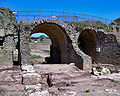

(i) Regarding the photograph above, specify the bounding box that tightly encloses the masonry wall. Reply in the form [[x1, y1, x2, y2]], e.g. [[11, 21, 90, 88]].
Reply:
[[18, 20, 92, 72], [96, 31, 120, 64], [0, 8, 17, 66]]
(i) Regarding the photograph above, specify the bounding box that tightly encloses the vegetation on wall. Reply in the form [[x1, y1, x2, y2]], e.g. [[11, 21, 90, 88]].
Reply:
[[66, 21, 109, 31]]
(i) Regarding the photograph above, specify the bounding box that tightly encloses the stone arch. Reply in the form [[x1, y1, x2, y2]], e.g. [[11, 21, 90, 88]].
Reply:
[[78, 29, 100, 63], [19, 20, 92, 71], [30, 21, 68, 64]]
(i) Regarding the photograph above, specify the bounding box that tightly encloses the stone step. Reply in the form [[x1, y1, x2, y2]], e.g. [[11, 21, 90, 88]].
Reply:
[[0, 84, 25, 96], [0, 66, 22, 85]]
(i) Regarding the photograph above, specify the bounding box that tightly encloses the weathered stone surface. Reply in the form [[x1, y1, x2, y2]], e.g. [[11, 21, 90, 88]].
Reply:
[[0, 65, 25, 96], [22, 72, 41, 85], [34, 64, 120, 96], [101, 67, 111, 75], [0, 66, 22, 85], [25, 84, 42, 94], [0, 84, 25, 96], [22, 65, 35, 73], [19, 20, 92, 71], [29, 90, 49, 96], [97, 73, 120, 81], [0, 8, 17, 65]]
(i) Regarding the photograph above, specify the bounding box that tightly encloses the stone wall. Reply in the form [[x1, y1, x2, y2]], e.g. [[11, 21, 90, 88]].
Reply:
[[96, 31, 120, 64], [19, 20, 92, 72], [0, 8, 17, 66], [19, 21, 32, 65], [77, 28, 120, 65], [1, 8, 120, 71]]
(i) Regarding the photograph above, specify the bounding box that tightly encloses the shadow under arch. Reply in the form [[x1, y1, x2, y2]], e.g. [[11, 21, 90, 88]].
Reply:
[[30, 22, 68, 64], [78, 29, 100, 63]]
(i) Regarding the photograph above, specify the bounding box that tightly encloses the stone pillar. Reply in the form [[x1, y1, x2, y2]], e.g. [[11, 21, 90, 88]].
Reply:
[[19, 21, 32, 65]]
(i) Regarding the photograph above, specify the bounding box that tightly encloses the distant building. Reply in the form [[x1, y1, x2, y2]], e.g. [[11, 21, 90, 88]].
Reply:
[[30, 36, 51, 43], [112, 18, 120, 33]]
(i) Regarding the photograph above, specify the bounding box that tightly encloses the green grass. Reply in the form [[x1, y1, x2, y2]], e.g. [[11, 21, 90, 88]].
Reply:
[[85, 89, 90, 93], [42, 50, 50, 54], [116, 80, 120, 83], [104, 65, 114, 71], [111, 79, 120, 83], [96, 68, 102, 72], [14, 56, 17, 60], [31, 55, 42, 59], [111, 79, 115, 82], [106, 29, 110, 32]]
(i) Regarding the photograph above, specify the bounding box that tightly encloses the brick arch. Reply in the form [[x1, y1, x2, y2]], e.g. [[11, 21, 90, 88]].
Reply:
[[78, 29, 99, 63], [30, 21, 68, 64]]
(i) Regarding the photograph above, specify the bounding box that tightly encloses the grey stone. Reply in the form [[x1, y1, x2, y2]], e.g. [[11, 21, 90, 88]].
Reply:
[[25, 84, 42, 94], [29, 90, 49, 96], [101, 67, 111, 75], [22, 73, 41, 85]]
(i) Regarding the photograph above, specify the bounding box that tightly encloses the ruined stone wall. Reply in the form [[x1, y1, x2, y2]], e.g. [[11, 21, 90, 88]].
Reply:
[[96, 31, 120, 64], [76, 28, 120, 65], [1, 7, 119, 71], [0, 8, 17, 65], [18, 20, 92, 71], [19, 21, 32, 65]]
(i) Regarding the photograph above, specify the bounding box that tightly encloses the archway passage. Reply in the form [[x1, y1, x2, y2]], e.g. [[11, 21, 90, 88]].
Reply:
[[29, 33, 52, 64], [31, 22, 68, 64], [78, 29, 99, 63]]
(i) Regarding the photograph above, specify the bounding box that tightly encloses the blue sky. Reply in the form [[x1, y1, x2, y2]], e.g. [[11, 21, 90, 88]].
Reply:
[[0, 0, 119, 20], [31, 33, 48, 37], [0, 0, 120, 37]]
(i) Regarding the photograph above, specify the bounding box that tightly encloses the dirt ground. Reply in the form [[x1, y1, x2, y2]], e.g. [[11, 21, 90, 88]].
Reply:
[[29, 42, 51, 64], [28, 42, 120, 96], [0, 42, 120, 96], [34, 64, 120, 96]]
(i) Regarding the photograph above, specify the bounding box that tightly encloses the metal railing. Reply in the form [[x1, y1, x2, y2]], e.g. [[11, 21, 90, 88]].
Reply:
[[13, 10, 112, 25]]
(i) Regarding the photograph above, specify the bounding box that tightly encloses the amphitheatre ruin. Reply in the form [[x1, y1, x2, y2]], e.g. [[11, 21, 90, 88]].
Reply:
[[0, 8, 120, 96]]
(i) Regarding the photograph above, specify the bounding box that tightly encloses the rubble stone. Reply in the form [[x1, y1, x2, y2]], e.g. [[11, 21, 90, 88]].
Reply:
[[22, 72, 41, 85]]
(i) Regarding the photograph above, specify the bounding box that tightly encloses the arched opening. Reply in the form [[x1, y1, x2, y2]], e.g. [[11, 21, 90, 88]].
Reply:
[[31, 23, 68, 64], [29, 33, 52, 64], [78, 29, 99, 63], [13, 35, 19, 65]]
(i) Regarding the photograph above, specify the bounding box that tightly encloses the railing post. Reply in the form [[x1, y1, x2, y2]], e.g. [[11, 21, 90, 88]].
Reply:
[[17, 11, 18, 21], [14, 10, 111, 25], [27, 10, 29, 21], [34, 16, 35, 21]]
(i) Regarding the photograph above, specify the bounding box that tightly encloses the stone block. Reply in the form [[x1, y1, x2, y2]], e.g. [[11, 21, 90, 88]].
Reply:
[[0, 70, 22, 85], [22, 65, 35, 73], [29, 90, 49, 96], [22, 73, 41, 85], [25, 84, 42, 94]]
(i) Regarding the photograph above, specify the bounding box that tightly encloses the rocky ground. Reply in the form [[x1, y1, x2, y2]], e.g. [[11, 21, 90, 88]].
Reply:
[[0, 64, 120, 96], [29, 42, 51, 64], [33, 64, 120, 96], [0, 65, 24, 96], [0, 42, 120, 96]]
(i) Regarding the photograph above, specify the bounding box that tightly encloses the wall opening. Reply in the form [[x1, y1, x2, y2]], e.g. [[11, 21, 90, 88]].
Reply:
[[13, 35, 19, 65], [29, 33, 53, 64], [30, 23, 68, 64], [116, 27, 120, 32], [78, 29, 99, 63], [0, 37, 4, 46]]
